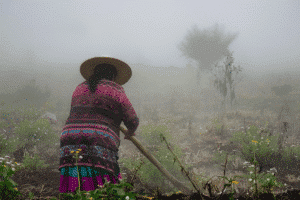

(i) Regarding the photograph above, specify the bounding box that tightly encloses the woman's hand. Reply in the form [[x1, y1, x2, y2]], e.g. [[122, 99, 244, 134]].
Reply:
[[124, 129, 135, 140]]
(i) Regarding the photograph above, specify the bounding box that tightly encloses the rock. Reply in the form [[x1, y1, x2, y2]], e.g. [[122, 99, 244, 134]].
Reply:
[[40, 112, 58, 124]]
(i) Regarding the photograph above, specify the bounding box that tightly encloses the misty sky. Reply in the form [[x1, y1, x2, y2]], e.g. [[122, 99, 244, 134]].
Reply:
[[1, 0, 300, 73]]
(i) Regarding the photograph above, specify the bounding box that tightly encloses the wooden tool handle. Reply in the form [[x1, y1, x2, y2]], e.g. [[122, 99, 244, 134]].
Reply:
[[119, 126, 194, 195]]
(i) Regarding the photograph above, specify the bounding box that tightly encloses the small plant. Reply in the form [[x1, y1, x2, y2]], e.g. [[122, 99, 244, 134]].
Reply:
[[20, 151, 49, 172], [210, 149, 286, 200], [208, 123, 291, 199], [211, 118, 229, 136], [0, 156, 24, 199]]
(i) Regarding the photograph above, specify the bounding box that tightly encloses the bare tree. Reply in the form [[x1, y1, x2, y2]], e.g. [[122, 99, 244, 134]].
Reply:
[[177, 23, 238, 87], [213, 51, 242, 114]]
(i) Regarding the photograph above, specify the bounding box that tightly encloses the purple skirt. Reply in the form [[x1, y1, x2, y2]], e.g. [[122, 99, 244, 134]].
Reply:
[[59, 166, 122, 193]]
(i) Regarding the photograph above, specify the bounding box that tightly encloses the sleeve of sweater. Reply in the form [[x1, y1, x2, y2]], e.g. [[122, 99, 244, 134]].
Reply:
[[119, 90, 139, 136]]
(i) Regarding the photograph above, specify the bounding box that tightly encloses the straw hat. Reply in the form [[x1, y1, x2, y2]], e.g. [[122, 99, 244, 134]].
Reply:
[[80, 56, 132, 85]]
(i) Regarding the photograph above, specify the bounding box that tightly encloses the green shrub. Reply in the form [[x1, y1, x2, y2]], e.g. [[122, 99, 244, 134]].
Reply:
[[211, 123, 293, 168], [211, 123, 291, 195], [210, 117, 229, 136], [0, 160, 23, 200], [0, 105, 59, 160], [18, 151, 49, 171]]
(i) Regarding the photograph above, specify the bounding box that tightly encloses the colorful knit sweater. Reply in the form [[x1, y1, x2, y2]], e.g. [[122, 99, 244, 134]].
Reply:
[[65, 79, 139, 137], [59, 80, 139, 175]]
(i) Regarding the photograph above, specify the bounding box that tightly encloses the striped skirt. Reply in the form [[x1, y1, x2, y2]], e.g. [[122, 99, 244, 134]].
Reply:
[[59, 166, 122, 193], [59, 123, 123, 193]]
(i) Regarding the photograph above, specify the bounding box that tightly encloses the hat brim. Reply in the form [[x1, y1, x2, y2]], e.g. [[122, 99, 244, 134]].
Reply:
[[80, 57, 132, 85]]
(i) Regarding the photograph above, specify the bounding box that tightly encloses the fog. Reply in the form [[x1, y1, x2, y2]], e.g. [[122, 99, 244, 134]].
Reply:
[[1, 0, 300, 194], [1, 0, 300, 104]]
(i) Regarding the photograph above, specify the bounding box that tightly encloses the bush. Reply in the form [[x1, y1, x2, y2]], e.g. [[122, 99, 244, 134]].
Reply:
[[212, 122, 300, 176], [0, 157, 24, 200], [0, 105, 59, 163], [18, 151, 49, 171]]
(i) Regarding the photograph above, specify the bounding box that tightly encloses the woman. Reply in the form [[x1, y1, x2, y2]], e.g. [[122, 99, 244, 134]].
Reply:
[[59, 56, 139, 193]]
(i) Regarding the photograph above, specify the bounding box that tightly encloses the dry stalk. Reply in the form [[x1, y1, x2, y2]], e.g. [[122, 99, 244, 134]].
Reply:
[[158, 134, 206, 199], [39, 184, 45, 196], [128, 158, 145, 184]]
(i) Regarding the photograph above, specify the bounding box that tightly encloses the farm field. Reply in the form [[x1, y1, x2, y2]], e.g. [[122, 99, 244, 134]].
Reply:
[[2, 95, 300, 199]]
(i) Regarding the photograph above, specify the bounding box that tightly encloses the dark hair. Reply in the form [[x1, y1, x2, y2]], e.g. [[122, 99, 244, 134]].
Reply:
[[87, 63, 118, 93]]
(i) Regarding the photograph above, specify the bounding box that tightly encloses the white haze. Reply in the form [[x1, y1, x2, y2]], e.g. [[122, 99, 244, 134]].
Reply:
[[0, 0, 299, 116]]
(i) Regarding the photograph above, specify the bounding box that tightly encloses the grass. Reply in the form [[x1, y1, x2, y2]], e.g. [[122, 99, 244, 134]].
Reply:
[[0, 128, 296, 200], [0, 105, 299, 199]]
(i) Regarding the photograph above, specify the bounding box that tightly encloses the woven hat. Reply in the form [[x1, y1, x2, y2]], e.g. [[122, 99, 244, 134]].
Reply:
[[80, 56, 132, 85]]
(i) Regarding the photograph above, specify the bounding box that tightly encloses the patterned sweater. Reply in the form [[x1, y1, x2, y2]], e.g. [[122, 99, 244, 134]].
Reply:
[[59, 80, 139, 175], [65, 79, 139, 139]]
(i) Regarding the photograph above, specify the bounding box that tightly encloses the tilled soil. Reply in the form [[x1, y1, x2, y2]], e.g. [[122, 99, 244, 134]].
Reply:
[[9, 168, 61, 200]]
